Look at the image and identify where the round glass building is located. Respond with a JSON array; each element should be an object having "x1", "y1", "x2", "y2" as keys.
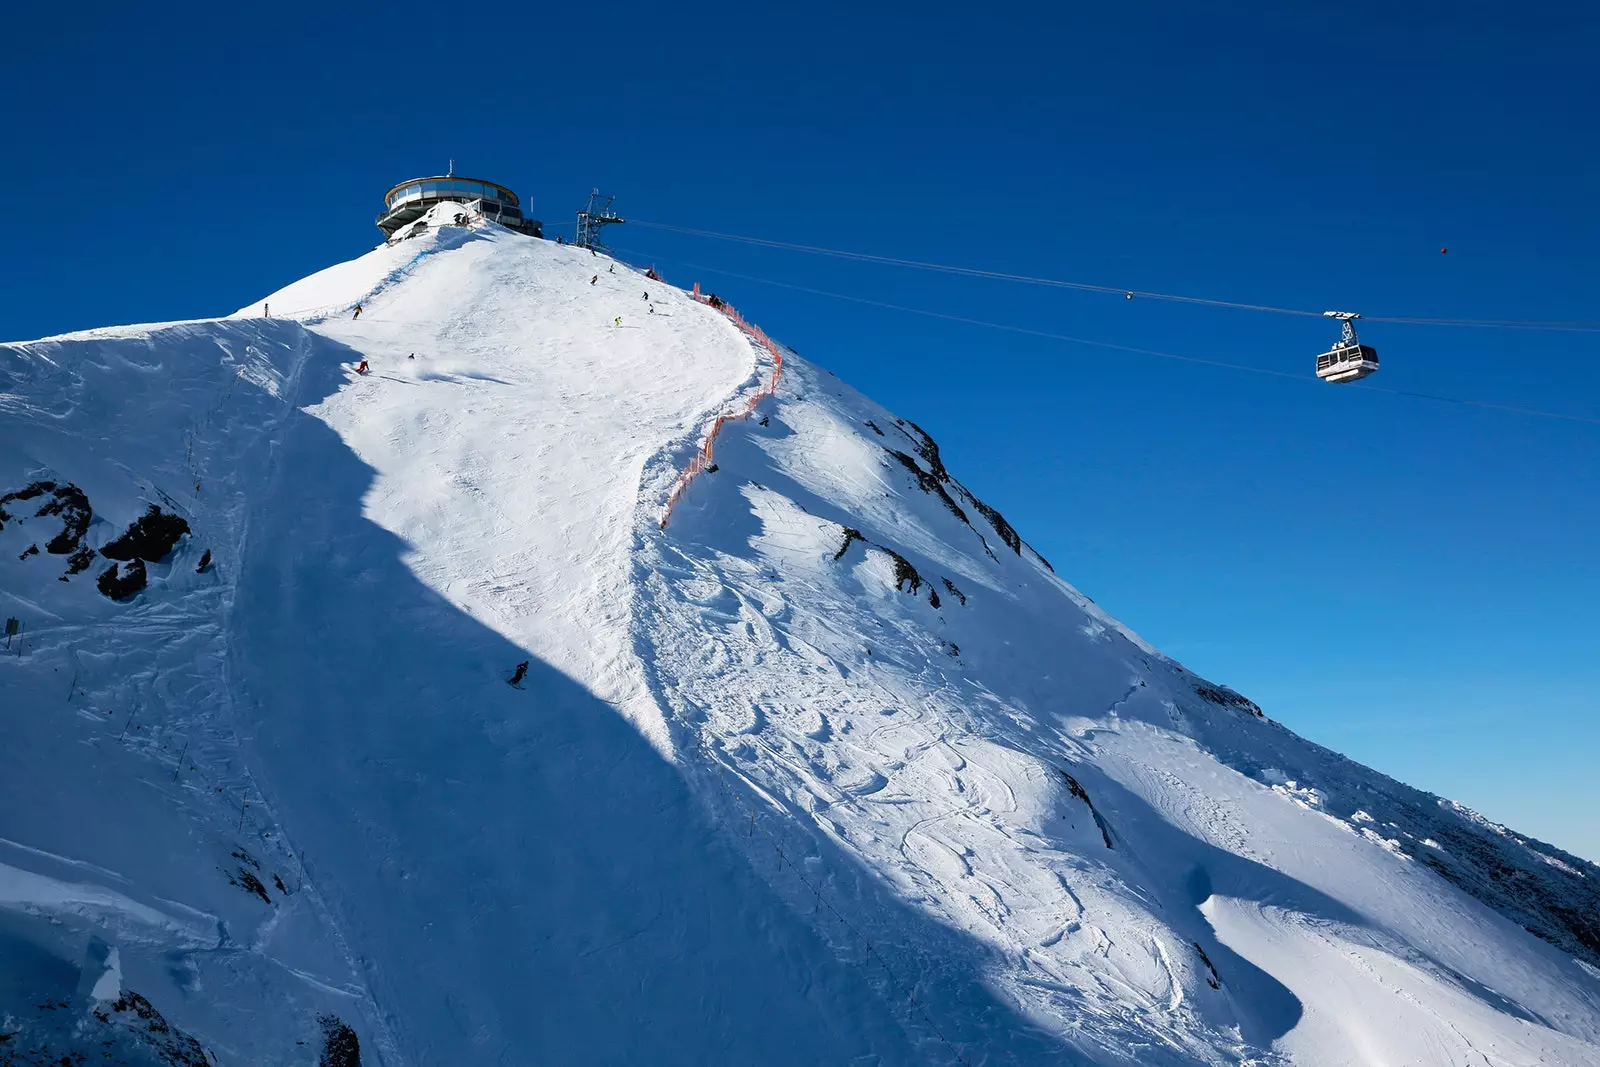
[{"x1": 377, "y1": 175, "x2": 542, "y2": 238}]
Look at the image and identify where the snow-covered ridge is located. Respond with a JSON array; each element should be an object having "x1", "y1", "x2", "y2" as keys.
[{"x1": 3, "y1": 218, "x2": 1597, "y2": 1064}]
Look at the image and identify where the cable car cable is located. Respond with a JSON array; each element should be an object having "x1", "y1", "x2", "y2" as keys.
[
  {"x1": 677, "y1": 260, "x2": 1309, "y2": 380},
  {"x1": 659, "y1": 257, "x2": 1600, "y2": 427},
  {"x1": 629, "y1": 219, "x2": 1600, "y2": 333}
]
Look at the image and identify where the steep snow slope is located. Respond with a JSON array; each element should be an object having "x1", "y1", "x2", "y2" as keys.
[
  {"x1": 3, "y1": 209, "x2": 1598, "y2": 1065},
  {"x1": 637, "y1": 352, "x2": 1600, "y2": 1065},
  {"x1": 1, "y1": 215, "x2": 925, "y2": 1064}
]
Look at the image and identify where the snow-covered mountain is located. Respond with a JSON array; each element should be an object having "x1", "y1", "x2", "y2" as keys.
[{"x1": 3, "y1": 204, "x2": 1597, "y2": 1065}]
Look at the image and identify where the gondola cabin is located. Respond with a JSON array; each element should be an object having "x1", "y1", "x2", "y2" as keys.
[
  {"x1": 1316, "y1": 312, "x2": 1379, "y2": 383},
  {"x1": 1315, "y1": 342, "x2": 1379, "y2": 383}
]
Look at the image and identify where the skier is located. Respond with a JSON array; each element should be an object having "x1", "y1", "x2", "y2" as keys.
[
  {"x1": 614, "y1": 316, "x2": 622, "y2": 327},
  {"x1": 408, "y1": 352, "x2": 415, "y2": 360},
  {"x1": 352, "y1": 304, "x2": 363, "y2": 319},
  {"x1": 557, "y1": 235, "x2": 564, "y2": 245},
  {"x1": 354, "y1": 360, "x2": 370, "y2": 375},
  {"x1": 508, "y1": 660, "x2": 528, "y2": 687},
  {"x1": 263, "y1": 302, "x2": 270, "y2": 318},
  {"x1": 591, "y1": 275, "x2": 598, "y2": 286},
  {"x1": 643, "y1": 291, "x2": 649, "y2": 300},
  {"x1": 608, "y1": 264, "x2": 615, "y2": 274}
]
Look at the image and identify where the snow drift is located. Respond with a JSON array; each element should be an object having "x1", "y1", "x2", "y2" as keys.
[{"x1": 2, "y1": 206, "x2": 1597, "y2": 1065}]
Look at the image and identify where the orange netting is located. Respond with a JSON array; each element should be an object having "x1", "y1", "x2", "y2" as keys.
[{"x1": 659, "y1": 283, "x2": 785, "y2": 528}]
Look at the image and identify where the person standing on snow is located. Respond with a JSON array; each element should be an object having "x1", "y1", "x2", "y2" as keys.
[
  {"x1": 508, "y1": 661, "x2": 528, "y2": 686},
  {"x1": 352, "y1": 304, "x2": 363, "y2": 319},
  {"x1": 614, "y1": 316, "x2": 622, "y2": 327},
  {"x1": 591, "y1": 275, "x2": 598, "y2": 286},
  {"x1": 355, "y1": 360, "x2": 370, "y2": 375}
]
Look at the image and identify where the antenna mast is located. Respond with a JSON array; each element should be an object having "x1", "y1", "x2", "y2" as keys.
[{"x1": 576, "y1": 189, "x2": 625, "y2": 250}]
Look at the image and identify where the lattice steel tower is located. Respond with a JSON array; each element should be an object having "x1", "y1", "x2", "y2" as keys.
[{"x1": 575, "y1": 189, "x2": 625, "y2": 250}]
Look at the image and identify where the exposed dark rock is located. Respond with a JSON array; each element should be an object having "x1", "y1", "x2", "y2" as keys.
[
  {"x1": 880, "y1": 422, "x2": 1037, "y2": 561},
  {"x1": 1193, "y1": 942, "x2": 1221, "y2": 989},
  {"x1": 965, "y1": 493, "x2": 1022, "y2": 555},
  {"x1": 65, "y1": 545, "x2": 96, "y2": 574},
  {"x1": 864, "y1": 419, "x2": 885, "y2": 436},
  {"x1": 898, "y1": 419, "x2": 952, "y2": 482},
  {"x1": 2, "y1": 483, "x2": 94, "y2": 576},
  {"x1": 834, "y1": 526, "x2": 866, "y2": 561},
  {"x1": 17, "y1": 543, "x2": 38, "y2": 560},
  {"x1": 318, "y1": 1014, "x2": 361, "y2": 1067},
  {"x1": 1415, "y1": 820, "x2": 1600, "y2": 966},
  {"x1": 1195, "y1": 684, "x2": 1263, "y2": 718},
  {"x1": 879, "y1": 546, "x2": 923, "y2": 597},
  {"x1": 103, "y1": 991, "x2": 211, "y2": 1066},
  {"x1": 0, "y1": 480, "x2": 56, "y2": 531},
  {"x1": 941, "y1": 577, "x2": 966, "y2": 605},
  {"x1": 195, "y1": 549, "x2": 212, "y2": 574},
  {"x1": 1061, "y1": 771, "x2": 1114, "y2": 848},
  {"x1": 830, "y1": 523, "x2": 943, "y2": 609},
  {"x1": 100, "y1": 505, "x2": 190, "y2": 564},
  {"x1": 37, "y1": 485, "x2": 92, "y2": 555},
  {"x1": 227, "y1": 866, "x2": 273, "y2": 906},
  {"x1": 96, "y1": 559, "x2": 147, "y2": 601},
  {"x1": 886, "y1": 450, "x2": 969, "y2": 524}
]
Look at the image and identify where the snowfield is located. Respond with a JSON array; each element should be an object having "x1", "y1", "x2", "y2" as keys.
[{"x1": 3, "y1": 207, "x2": 1597, "y2": 1064}]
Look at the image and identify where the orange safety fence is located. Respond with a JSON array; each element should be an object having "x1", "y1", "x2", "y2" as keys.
[{"x1": 659, "y1": 283, "x2": 785, "y2": 528}]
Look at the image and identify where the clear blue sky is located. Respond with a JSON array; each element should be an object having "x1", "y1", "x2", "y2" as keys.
[{"x1": 5, "y1": 2, "x2": 1596, "y2": 858}]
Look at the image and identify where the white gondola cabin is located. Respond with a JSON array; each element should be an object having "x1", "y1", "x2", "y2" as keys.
[{"x1": 1316, "y1": 311, "x2": 1379, "y2": 383}]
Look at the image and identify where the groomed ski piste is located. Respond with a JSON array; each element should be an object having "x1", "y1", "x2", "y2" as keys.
[{"x1": 3, "y1": 202, "x2": 1598, "y2": 1065}]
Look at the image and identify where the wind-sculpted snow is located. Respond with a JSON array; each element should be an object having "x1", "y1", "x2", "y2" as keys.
[
  {"x1": 2, "y1": 215, "x2": 1597, "y2": 1064},
  {"x1": 636, "y1": 347, "x2": 1600, "y2": 1064}
]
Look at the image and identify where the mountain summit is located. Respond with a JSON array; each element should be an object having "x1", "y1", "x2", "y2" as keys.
[{"x1": 3, "y1": 208, "x2": 1597, "y2": 1065}]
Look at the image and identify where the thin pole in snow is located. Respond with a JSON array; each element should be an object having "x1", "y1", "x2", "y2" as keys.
[
  {"x1": 172, "y1": 741, "x2": 189, "y2": 782},
  {"x1": 238, "y1": 797, "x2": 248, "y2": 833},
  {"x1": 118, "y1": 703, "x2": 139, "y2": 742},
  {"x1": 66, "y1": 669, "x2": 78, "y2": 702}
]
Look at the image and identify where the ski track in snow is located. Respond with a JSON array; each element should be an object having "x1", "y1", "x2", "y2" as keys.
[
  {"x1": 632, "y1": 337, "x2": 1600, "y2": 1063},
  {"x1": 2, "y1": 207, "x2": 1598, "y2": 1064}
]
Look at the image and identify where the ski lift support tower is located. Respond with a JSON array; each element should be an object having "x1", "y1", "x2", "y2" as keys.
[{"x1": 576, "y1": 189, "x2": 625, "y2": 250}]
